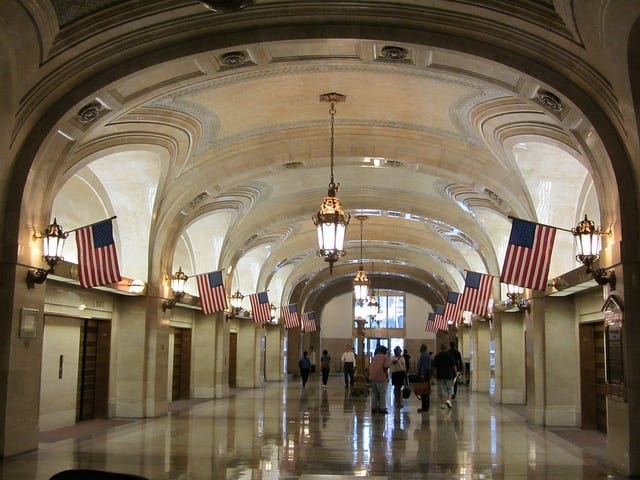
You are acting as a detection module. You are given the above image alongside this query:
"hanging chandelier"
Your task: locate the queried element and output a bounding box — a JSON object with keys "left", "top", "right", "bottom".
{"left": 353, "top": 215, "right": 370, "bottom": 304}
{"left": 312, "top": 92, "right": 350, "bottom": 274}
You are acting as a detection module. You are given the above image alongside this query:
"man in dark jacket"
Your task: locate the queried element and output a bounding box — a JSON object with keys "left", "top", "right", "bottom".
{"left": 448, "top": 341, "right": 463, "bottom": 399}
{"left": 432, "top": 343, "right": 457, "bottom": 409}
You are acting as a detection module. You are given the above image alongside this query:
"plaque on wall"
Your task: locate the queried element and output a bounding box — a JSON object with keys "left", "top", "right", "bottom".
{"left": 602, "top": 295, "right": 625, "bottom": 400}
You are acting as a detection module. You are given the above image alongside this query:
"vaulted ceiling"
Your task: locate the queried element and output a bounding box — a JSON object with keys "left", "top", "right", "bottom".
{"left": 15, "top": 0, "right": 620, "bottom": 314}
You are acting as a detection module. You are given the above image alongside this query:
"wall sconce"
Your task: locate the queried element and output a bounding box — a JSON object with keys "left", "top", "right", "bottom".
{"left": 505, "top": 284, "right": 530, "bottom": 312}
{"left": 26, "top": 218, "right": 69, "bottom": 288}
{"left": 226, "top": 289, "right": 244, "bottom": 319}
{"left": 269, "top": 303, "right": 278, "bottom": 322}
{"left": 162, "top": 267, "right": 188, "bottom": 312}
{"left": 572, "top": 214, "right": 615, "bottom": 288}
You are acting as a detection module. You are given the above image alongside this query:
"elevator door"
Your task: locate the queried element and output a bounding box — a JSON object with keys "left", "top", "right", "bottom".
{"left": 171, "top": 328, "right": 192, "bottom": 400}
{"left": 580, "top": 322, "right": 607, "bottom": 433}
{"left": 77, "top": 319, "right": 110, "bottom": 422}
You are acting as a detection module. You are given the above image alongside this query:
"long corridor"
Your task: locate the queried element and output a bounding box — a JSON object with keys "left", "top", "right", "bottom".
{"left": 1, "top": 375, "right": 625, "bottom": 479}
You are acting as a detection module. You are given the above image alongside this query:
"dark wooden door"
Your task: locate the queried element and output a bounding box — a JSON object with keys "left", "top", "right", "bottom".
{"left": 172, "top": 328, "right": 192, "bottom": 400}
{"left": 77, "top": 319, "right": 110, "bottom": 422}
{"left": 580, "top": 322, "right": 606, "bottom": 432}
{"left": 229, "top": 332, "right": 237, "bottom": 388}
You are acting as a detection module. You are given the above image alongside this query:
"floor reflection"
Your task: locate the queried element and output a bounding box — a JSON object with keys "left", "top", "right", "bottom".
{"left": 1, "top": 374, "right": 628, "bottom": 479}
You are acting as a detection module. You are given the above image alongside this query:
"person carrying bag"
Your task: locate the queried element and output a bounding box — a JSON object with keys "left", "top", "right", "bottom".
{"left": 390, "top": 346, "right": 407, "bottom": 408}
{"left": 414, "top": 343, "right": 431, "bottom": 412}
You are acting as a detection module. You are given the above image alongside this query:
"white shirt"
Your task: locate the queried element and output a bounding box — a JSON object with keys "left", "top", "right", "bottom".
{"left": 341, "top": 350, "right": 356, "bottom": 363}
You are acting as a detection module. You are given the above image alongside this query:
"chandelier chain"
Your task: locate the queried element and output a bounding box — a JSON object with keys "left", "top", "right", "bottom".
{"left": 329, "top": 103, "right": 336, "bottom": 189}
{"left": 360, "top": 217, "right": 364, "bottom": 268}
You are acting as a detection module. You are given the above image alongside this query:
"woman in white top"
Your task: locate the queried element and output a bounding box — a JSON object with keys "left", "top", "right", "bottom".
{"left": 389, "top": 346, "right": 407, "bottom": 407}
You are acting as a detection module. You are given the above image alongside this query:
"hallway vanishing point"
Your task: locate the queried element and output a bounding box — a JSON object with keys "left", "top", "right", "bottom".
{"left": 1, "top": 374, "right": 622, "bottom": 480}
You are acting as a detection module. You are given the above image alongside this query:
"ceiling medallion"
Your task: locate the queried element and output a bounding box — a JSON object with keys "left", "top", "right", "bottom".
{"left": 221, "top": 51, "right": 246, "bottom": 66}
{"left": 380, "top": 45, "right": 409, "bottom": 61}
{"left": 77, "top": 102, "right": 103, "bottom": 124}
{"left": 190, "top": 192, "right": 209, "bottom": 208}
{"left": 200, "top": 0, "right": 254, "bottom": 12}
{"left": 536, "top": 89, "right": 564, "bottom": 113}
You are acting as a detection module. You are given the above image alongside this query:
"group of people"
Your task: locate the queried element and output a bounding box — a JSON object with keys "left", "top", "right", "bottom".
{"left": 298, "top": 346, "right": 333, "bottom": 388}
{"left": 299, "top": 341, "right": 465, "bottom": 414}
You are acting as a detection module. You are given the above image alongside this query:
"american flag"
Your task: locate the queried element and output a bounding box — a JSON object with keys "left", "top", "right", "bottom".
{"left": 459, "top": 271, "right": 493, "bottom": 317}
{"left": 250, "top": 291, "right": 271, "bottom": 323}
{"left": 501, "top": 218, "right": 556, "bottom": 291}
{"left": 281, "top": 304, "right": 300, "bottom": 329}
{"left": 196, "top": 270, "right": 228, "bottom": 315}
{"left": 302, "top": 311, "right": 317, "bottom": 332}
{"left": 425, "top": 312, "right": 438, "bottom": 332}
{"left": 433, "top": 304, "right": 448, "bottom": 332}
{"left": 443, "top": 291, "right": 463, "bottom": 325}
{"left": 76, "top": 218, "right": 121, "bottom": 288}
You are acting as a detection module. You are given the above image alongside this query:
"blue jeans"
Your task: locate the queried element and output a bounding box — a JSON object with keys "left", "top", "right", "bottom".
{"left": 437, "top": 378, "right": 454, "bottom": 401}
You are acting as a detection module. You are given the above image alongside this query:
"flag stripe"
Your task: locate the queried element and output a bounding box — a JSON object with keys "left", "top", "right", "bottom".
{"left": 443, "top": 291, "right": 463, "bottom": 325}
{"left": 250, "top": 292, "right": 271, "bottom": 323}
{"left": 459, "top": 271, "right": 493, "bottom": 316}
{"left": 302, "top": 312, "right": 316, "bottom": 332}
{"left": 77, "top": 219, "right": 121, "bottom": 288}
{"left": 196, "top": 271, "right": 228, "bottom": 315}
{"left": 500, "top": 219, "right": 556, "bottom": 291}
{"left": 433, "top": 305, "right": 448, "bottom": 332}
{"left": 282, "top": 304, "right": 300, "bottom": 329}
{"left": 425, "top": 312, "right": 437, "bottom": 332}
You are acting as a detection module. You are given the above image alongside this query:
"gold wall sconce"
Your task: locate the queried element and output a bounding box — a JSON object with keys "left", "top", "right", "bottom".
{"left": 572, "top": 214, "right": 615, "bottom": 288}
{"left": 26, "top": 219, "right": 69, "bottom": 289}
{"left": 162, "top": 267, "right": 188, "bottom": 312}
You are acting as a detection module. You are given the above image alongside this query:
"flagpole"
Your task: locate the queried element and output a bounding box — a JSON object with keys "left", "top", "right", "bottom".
{"left": 191, "top": 267, "right": 229, "bottom": 278}
{"left": 66, "top": 215, "right": 117, "bottom": 234}
{"left": 464, "top": 269, "right": 501, "bottom": 279}
{"left": 507, "top": 215, "right": 573, "bottom": 233}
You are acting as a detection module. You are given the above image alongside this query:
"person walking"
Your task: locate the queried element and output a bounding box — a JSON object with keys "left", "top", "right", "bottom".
{"left": 416, "top": 343, "right": 431, "bottom": 412}
{"left": 341, "top": 344, "right": 356, "bottom": 388}
{"left": 298, "top": 351, "right": 311, "bottom": 388}
{"left": 369, "top": 345, "right": 390, "bottom": 414}
{"left": 448, "top": 341, "right": 463, "bottom": 399}
{"left": 390, "top": 346, "right": 407, "bottom": 408}
{"left": 320, "top": 349, "right": 331, "bottom": 388}
{"left": 432, "top": 343, "right": 457, "bottom": 409}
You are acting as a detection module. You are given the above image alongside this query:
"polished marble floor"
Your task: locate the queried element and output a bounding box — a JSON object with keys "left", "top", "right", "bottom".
{"left": 0, "top": 374, "right": 626, "bottom": 479}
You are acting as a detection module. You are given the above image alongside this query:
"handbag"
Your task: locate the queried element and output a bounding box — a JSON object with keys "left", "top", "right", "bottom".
{"left": 413, "top": 381, "right": 431, "bottom": 397}
{"left": 402, "top": 374, "right": 412, "bottom": 399}
{"left": 402, "top": 385, "right": 412, "bottom": 399}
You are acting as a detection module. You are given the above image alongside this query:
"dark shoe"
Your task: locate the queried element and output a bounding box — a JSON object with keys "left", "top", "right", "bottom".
{"left": 417, "top": 408, "right": 428, "bottom": 413}
{"left": 379, "top": 409, "right": 388, "bottom": 414}
{"left": 451, "top": 394, "right": 456, "bottom": 399}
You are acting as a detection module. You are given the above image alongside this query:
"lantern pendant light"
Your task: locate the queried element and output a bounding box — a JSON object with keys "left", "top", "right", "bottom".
{"left": 353, "top": 215, "right": 370, "bottom": 304}
{"left": 312, "top": 93, "right": 350, "bottom": 274}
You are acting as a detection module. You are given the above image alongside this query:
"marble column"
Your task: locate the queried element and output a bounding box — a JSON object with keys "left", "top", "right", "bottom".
{"left": 494, "top": 311, "right": 526, "bottom": 405}
{"left": 471, "top": 320, "right": 491, "bottom": 393}
{"left": 192, "top": 311, "right": 221, "bottom": 398}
